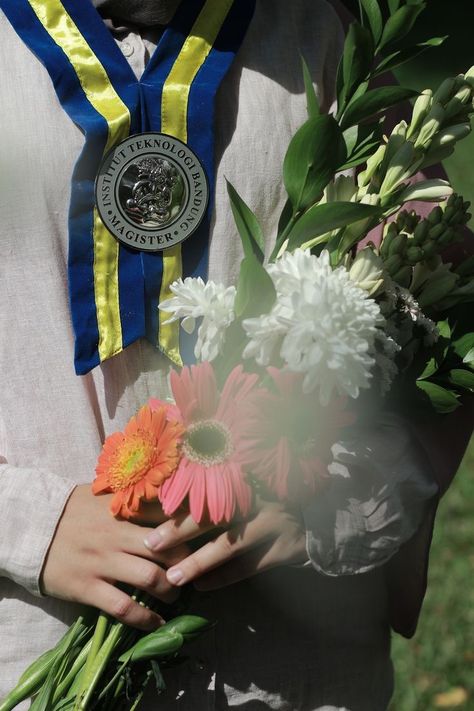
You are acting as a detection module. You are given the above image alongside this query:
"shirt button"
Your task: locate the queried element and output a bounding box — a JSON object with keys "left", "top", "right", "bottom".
{"left": 122, "top": 41, "right": 134, "bottom": 57}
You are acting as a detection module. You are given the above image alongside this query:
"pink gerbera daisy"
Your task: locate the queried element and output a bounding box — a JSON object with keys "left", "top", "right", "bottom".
{"left": 150, "top": 362, "right": 258, "bottom": 525}
{"left": 238, "top": 368, "right": 356, "bottom": 502}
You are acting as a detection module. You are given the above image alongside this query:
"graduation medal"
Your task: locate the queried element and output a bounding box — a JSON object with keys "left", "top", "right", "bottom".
{"left": 1, "top": 0, "right": 255, "bottom": 373}
{"left": 95, "top": 132, "right": 209, "bottom": 252}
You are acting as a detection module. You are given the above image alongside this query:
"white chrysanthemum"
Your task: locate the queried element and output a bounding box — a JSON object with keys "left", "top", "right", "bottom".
{"left": 244, "top": 249, "right": 389, "bottom": 404}
{"left": 159, "top": 277, "right": 236, "bottom": 361}
{"left": 266, "top": 248, "right": 321, "bottom": 295}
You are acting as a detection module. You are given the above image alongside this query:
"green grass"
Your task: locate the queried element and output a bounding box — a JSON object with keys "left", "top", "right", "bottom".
{"left": 390, "top": 440, "right": 474, "bottom": 710}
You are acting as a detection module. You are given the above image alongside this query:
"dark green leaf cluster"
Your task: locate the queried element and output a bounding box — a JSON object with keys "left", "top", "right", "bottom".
{"left": 415, "top": 314, "right": 474, "bottom": 413}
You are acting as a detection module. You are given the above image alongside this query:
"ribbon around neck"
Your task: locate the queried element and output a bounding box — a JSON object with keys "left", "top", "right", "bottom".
{"left": 1, "top": 0, "right": 256, "bottom": 373}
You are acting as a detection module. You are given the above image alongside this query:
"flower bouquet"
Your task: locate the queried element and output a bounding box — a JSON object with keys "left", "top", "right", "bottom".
{"left": 3, "top": 0, "right": 474, "bottom": 708}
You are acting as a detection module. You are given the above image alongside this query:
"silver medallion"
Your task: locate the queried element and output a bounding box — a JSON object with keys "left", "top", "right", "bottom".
{"left": 95, "top": 132, "right": 209, "bottom": 252}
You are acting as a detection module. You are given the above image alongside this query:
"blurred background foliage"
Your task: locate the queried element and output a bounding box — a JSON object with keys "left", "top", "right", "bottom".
{"left": 340, "top": 1, "right": 474, "bottom": 708}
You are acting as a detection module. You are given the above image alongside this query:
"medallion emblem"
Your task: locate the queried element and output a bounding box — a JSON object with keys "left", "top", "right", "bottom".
{"left": 95, "top": 133, "right": 209, "bottom": 252}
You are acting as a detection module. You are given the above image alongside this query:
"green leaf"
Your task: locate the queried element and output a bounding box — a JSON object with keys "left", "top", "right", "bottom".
{"left": 341, "top": 120, "right": 384, "bottom": 169}
{"left": 301, "top": 55, "right": 320, "bottom": 118}
{"left": 226, "top": 180, "right": 264, "bottom": 263}
{"left": 276, "top": 198, "right": 293, "bottom": 240}
{"left": 375, "top": 37, "right": 447, "bottom": 76}
{"left": 119, "top": 631, "right": 184, "bottom": 664}
{"left": 286, "top": 202, "right": 380, "bottom": 251}
{"left": 234, "top": 256, "right": 276, "bottom": 319}
{"left": 417, "top": 321, "right": 451, "bottom": 380}
{"left": 340, "top": 86, "right": 417, "bottom": 129}
{"left": 416, "top": 380, "right": 460, "bottom": 413}
{"left": 379, "top": 4, "right": 425, "bottom": 50}
{"left": 447, "top": 369, "right": 474, "bottom": 392}
{"left": 158, "top": 615, "right": 214, "bottom": 642}
{"left": 341, "top": 139, "right": 384, "bottom": 170}
{"left": 452, "top": 332, "right": 474, "bottom": 361}
{"left": 387, "top": 0, "right": 401, "bottom": 13}
{"left": 463, "top": 347, "right": 474, "bottom": 368}
{"left": 340, "top": 22, "right": 373, "bottom": 109}
{"left": 359, "top": 0, "right": 383, "bottom": 45}
{"left": 283, "top": 115, "right": 346, "bottom": 213}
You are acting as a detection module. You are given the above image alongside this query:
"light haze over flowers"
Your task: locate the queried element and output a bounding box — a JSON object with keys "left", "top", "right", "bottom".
{"left": 243, "top": 249, "right": 391, "bottom": 404}
{"left": 159, "top": 277, "right": 236, "bottom": 361}
{"left": 239, "top": 368, "right": 355, "bottom": 502}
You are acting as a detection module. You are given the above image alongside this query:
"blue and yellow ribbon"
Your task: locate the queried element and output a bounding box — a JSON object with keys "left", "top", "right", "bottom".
{"left": 1, "top": 0, "right": 255, "bottom": 373}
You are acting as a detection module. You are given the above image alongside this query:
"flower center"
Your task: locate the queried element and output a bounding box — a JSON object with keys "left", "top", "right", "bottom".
{"left": 182, "top": 419, "right": 233, "bottom": 466}
{"left": 109, "top": 433, "right": 155, "bottom": 490}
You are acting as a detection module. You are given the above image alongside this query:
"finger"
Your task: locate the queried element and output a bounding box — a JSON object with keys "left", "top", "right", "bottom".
{"left": 194, "top": 541, "right": 275, "bottom": 590}
{"left": 165, "top": 515, "right": 274, "bottom": 586}
{"left": 106, "top": 553, "right": 180, "bottom": 605}
{"left": 143, "top": 511, "right": 216, "bottom": 553}
{"left": 194, "top": 535, "right": 307, "bottom": 591}
{"left": 120, "top": 522, "right": 192, "bottom": 567}
{"left": 87, "top": 581, "right": 164, "bottom": 631}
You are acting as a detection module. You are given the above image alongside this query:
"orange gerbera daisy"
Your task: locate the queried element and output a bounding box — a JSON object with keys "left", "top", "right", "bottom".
{"left": 93, "top": 405, "right": 184, "bottom": 519}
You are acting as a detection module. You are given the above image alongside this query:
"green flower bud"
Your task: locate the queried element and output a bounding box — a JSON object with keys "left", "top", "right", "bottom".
{"left": 358, "top": 144, "right": 386, "bottom": 188}
{"left": 463, "top": 65, "right": 474, "bottom": 88}
{"left": 442, "top": 204, "right": 456, "bottom": 223}
{"left": 380, "top": 142, "right": 416, "bottom": 195}
{"left": 388, "top": 233, "right": 408, "bottom": 257}
{"left": 432, "top": 77, "right": 457, "bottom": 106}
{"left": 428, "top": 223, "right": 446, "bottom": 241}
{"left": 380, "top": 224, "right": 397, "bottom": 258}
{"left": 406, "top": 245, "right": 424, "bottom": 265}
{"left": 384, "top": 254, "right": 403, "bottom": 275}
{"left": 427, "top": 206, "right": 443, "bottom": 225}
{"left": 407, "top": 90, "right": 432, "bottom": 139}
{"left": 422, "top": 239, "right": 438, "bottom": 258}
{"left": 427, "top": 123, "right": 471, "bottom": 154}
{"left": 444, "top": 86, "right": 473, "bottom": 121}
{"left": 349, "top": 248, "right": 385, "bottom": 295}
{"left": 413, "top": 220, "right": 430, "bottom": 245}
{"left": 399, "top": 179, "right": 453, "bottom": 204}
{"left": 418, "top": 272, "right": 459, "bottom": 309}
{"left": 393, "top": 120, "right": 408, "bottom": 138}
{"left": 438, "top": 227, "right": 456, "bottom": 246}
{"left": 414, "top": 104, "right": 445, "bottom": 148}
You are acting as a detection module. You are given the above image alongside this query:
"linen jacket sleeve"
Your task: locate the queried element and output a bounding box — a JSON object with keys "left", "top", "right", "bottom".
{"left": 0, "top": 460, "right": 76, "bottom": 596}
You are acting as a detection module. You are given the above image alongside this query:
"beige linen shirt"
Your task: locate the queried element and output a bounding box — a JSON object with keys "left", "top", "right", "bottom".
{"left": 0, "top": 2, "right": 436, "bottom": 708}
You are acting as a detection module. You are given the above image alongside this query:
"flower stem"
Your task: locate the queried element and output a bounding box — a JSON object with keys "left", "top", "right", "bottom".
{"left": 51, "top": 638, "right": 93, "bottom": 705}
{"left": 72, "top": 613, "right": 109, "bottom": 711}
{"left": 73, "top": 620, "right": 124, "bottom": 710}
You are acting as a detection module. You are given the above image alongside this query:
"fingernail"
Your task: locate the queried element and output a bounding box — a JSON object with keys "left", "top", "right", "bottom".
{"left": 167, "top": 568, "right": 184, "bottom": 586}
{"left": 144, "top": 531, "right": 163, "bottom": 551}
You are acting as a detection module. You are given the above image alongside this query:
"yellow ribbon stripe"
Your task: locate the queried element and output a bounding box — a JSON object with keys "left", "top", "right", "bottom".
{"left": 158, "top": 0, "right": 235, "bottom": 366}
{"left": 28, "top": 0, "right": 130, "bottom": 363}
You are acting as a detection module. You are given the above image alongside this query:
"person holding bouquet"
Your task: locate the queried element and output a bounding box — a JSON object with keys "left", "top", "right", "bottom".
{"left": 0, "top": 0, "right": 472, "bottom": 709}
